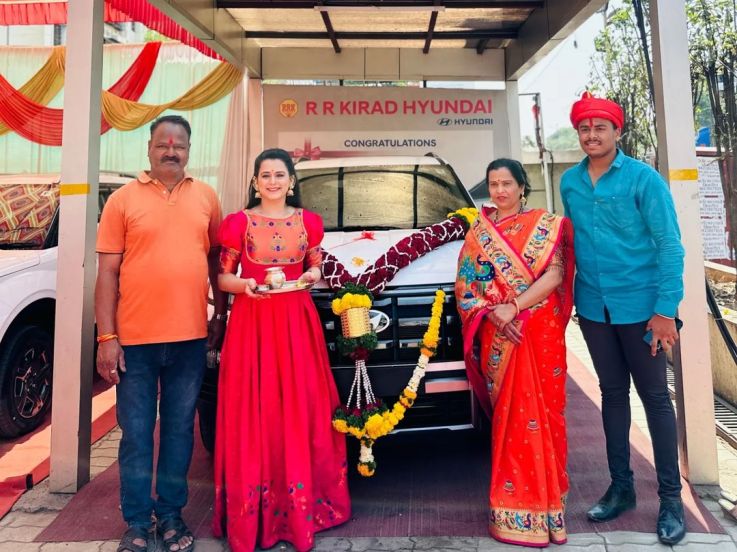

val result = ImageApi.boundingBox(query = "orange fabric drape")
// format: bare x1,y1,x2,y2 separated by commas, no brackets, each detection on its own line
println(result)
100,61,243,131
0,42,161,145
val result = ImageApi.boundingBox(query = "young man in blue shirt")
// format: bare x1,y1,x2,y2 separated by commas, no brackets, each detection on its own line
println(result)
560,92,686,545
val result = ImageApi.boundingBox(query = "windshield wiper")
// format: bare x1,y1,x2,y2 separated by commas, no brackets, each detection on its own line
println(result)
330,225,406,232
0,243,40,250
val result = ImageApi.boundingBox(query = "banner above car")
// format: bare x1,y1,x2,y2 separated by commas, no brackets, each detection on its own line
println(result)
263,85,511,189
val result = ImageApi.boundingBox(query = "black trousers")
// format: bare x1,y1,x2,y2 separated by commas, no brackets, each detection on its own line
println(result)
578,315,682,501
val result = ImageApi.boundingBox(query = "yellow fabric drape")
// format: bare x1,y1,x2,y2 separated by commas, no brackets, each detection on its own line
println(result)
101,62,243,131
0,46,65,135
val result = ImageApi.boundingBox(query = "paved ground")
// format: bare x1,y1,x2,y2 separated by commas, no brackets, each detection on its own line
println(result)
2,324,737,551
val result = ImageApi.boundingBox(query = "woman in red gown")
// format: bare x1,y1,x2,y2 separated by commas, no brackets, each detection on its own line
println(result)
212,148,351,552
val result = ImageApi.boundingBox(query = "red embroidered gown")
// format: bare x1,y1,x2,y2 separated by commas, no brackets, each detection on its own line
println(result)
212,209,351,552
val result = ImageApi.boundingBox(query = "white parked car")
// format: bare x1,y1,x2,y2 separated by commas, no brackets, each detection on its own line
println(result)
0,173,130,438
197,155,477,451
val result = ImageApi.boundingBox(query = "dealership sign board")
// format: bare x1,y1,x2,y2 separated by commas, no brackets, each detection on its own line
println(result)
263,85,511,190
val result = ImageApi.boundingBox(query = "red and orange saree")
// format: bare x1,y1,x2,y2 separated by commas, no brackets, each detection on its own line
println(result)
456,207,574,547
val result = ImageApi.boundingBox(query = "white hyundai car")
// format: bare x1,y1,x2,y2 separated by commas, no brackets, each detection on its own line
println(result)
197,155,478,451
0,173,129,438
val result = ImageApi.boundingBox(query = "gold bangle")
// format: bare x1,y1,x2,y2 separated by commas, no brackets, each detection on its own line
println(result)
512,298,520,317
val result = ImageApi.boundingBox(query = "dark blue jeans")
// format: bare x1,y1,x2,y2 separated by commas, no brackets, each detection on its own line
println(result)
117,338,206,528
578,316,682,502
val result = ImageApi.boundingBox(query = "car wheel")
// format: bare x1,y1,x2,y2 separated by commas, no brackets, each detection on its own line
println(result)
0,326,54,438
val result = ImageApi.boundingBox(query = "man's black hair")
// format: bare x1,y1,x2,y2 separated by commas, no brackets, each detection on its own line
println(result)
150,115,191,139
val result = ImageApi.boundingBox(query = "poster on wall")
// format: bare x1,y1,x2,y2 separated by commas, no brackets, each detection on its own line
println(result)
696,154,730,260
262,85,510,190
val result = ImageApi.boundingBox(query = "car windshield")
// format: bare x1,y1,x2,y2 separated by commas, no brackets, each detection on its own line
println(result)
297,163,473,232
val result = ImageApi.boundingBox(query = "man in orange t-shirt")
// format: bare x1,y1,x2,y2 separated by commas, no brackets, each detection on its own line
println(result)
95,115,227,552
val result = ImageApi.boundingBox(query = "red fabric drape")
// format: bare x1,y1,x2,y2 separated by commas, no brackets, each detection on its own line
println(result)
0,1,222,60
0,1,130,25
107,0,222,60
0,42,161,146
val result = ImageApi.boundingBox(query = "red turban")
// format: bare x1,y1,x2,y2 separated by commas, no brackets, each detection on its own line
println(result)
570,91,624,129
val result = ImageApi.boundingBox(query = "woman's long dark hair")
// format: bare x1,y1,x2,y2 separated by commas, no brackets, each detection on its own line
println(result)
246,148,302,209
485,158,531,198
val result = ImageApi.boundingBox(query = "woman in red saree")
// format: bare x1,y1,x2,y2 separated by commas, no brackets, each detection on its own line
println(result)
212,148,350,552
456,158,574,547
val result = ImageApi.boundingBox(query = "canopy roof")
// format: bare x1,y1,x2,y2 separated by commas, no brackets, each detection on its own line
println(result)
0,0,606,81
166,0,605,80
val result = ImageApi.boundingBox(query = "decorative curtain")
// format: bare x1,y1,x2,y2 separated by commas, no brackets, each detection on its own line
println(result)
217,74,249,215
245,78,264,197
0,42,241,145
0,42,162,145
0,46,64,135
0,43,233,189
100,61,242,131
0,0,220,60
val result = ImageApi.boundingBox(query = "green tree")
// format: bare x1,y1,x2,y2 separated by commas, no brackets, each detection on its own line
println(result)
546,128,580,151
589,1,656,159
687,0,737,261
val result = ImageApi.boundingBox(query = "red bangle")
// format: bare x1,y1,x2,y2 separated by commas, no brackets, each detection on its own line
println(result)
511,298,520,317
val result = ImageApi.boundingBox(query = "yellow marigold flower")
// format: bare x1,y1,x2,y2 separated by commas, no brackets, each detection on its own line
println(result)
358,463,375,477
403,388,418,400
386,412,399,425
352,256,366,267
420,347,434,357
332,298,342,315
365,413,384,431
332,419,349,433
348,427,365,438
393,403,406,415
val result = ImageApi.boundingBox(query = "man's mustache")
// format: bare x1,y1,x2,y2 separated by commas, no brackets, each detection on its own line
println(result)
162,156,180,163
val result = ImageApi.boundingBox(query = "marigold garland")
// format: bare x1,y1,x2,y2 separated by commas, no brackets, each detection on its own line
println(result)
332,289,446,476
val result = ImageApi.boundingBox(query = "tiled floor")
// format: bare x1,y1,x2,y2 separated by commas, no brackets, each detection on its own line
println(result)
2,324,737,551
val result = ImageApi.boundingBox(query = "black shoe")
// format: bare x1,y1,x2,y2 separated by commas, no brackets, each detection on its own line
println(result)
587,484,636,522
657,499,686,545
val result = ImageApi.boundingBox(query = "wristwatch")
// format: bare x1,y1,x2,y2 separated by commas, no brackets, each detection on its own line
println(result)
214,313,228,321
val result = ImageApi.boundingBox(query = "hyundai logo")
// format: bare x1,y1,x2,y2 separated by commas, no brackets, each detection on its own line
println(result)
369,310,391,334
437,117,451,126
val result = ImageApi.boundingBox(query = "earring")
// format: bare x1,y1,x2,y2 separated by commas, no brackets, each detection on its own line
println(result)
287,185,295,197
520,195,527,206
254,188,261,199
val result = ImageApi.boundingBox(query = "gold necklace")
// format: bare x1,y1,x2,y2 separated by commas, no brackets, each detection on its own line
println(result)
494,203,525,224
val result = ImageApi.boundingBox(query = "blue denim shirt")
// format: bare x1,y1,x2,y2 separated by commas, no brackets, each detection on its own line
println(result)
560,150,684,324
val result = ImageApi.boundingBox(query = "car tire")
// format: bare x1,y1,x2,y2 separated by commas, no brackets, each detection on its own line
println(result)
0,325,54,438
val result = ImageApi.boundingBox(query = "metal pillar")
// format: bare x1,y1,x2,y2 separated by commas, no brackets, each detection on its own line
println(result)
505,80,522,161
651,0,720,486
49,0,104,492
